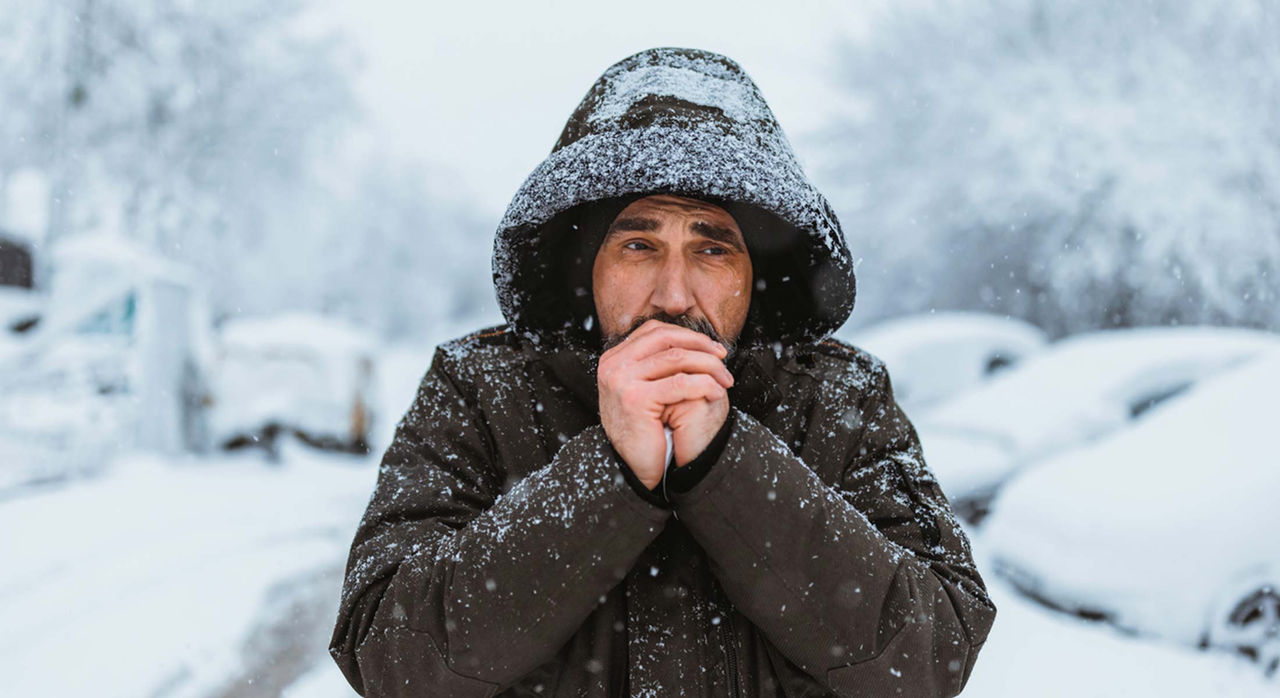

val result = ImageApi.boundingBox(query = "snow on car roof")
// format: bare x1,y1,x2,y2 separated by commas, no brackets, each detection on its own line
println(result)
923,325,1280,446
982,346,1280,645
843,310,1051,411
916,325,1280,504
847,310,1049,357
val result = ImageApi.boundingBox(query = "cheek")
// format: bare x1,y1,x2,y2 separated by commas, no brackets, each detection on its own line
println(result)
698,268,752,319
593,261,643,334
728,273,752,316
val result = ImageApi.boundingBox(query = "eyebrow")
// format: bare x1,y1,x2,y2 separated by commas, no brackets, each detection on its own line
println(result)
607,216,659,234
606,216,746,253
691,220,746,252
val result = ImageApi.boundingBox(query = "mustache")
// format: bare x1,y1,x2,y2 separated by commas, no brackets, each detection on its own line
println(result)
601,311,737,358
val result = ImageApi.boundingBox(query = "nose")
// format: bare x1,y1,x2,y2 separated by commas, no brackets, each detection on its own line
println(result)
649,253,696,316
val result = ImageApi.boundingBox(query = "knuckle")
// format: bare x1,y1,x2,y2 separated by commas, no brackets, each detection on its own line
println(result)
619,388,643,409
599,371,620,391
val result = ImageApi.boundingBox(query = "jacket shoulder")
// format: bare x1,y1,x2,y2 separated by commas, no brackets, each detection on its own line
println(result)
439,323,519,350
804,336,891,394
434,324,525,382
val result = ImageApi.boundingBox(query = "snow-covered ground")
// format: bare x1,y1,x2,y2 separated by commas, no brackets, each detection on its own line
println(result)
0,444,372,697
2,332,1276,696
0,342,434,698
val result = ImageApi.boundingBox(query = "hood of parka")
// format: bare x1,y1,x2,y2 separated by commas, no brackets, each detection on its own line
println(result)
492,46,857,351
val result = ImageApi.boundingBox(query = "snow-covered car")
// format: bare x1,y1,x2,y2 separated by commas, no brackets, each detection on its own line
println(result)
0,234,214,492
842,310,1048,412
916,326,1280,521
981,348,1280,675
209,312,377,457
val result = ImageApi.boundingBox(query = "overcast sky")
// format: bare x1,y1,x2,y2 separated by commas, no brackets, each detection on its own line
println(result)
317,0,876,218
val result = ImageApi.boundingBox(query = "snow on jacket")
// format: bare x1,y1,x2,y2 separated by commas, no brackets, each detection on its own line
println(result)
329,46,996,697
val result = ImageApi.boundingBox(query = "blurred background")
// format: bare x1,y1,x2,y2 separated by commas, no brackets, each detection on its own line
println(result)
1,0,1277,695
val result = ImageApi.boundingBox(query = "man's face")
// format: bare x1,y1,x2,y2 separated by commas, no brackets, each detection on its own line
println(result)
592,194,753,352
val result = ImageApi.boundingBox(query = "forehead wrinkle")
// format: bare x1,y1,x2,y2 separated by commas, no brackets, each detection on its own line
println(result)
637,193,716,211
664,199,719,214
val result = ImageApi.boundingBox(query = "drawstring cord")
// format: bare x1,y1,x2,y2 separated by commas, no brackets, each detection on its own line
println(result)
662,426,678,520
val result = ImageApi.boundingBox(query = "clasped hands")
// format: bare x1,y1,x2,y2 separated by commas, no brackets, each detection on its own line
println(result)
598,319,734,490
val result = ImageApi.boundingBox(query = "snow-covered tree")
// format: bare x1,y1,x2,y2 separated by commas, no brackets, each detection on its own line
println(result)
1,0,355,245
0,0,498,340
814,0,1280,337
291,155,499,341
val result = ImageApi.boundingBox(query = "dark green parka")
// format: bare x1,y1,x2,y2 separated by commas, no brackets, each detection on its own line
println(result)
330,47,995,697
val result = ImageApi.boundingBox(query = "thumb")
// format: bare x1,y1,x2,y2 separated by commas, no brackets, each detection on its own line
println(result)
660,404,674,424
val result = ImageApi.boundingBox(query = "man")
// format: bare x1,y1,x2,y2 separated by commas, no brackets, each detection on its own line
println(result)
330,47,995,697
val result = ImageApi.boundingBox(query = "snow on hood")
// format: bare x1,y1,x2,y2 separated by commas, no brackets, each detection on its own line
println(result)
492,47,857,350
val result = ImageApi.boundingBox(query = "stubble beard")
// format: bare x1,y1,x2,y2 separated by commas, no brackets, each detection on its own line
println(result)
600,310,738,360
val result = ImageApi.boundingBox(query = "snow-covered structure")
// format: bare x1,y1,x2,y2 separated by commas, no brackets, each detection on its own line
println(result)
210,311,378,456
0,234,213,492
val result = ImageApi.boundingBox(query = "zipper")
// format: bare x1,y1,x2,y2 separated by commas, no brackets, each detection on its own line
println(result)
718,615,741,698
710,579,740,698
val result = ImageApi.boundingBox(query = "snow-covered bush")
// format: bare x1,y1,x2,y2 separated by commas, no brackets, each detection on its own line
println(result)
815,0,1280,337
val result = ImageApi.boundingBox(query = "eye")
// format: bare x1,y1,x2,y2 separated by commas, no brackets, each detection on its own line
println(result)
623,240,653,251
699,245,729,256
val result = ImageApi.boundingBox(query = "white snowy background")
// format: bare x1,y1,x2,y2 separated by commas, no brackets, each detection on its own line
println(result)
1,0,1278,695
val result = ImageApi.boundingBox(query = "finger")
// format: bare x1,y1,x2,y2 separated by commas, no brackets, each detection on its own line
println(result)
612,322,727,362
661,397,722,426
621,319,724,355
645,372,725,406
623,317,683,343
634,347,733,388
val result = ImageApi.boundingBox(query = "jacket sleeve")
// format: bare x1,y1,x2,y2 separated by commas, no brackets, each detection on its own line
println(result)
666,359,996,697
329,348,670,697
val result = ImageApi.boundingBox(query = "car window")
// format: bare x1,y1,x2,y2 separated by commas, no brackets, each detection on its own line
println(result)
984,351,1015,375
1127,381,1192,419
76,292,136,336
